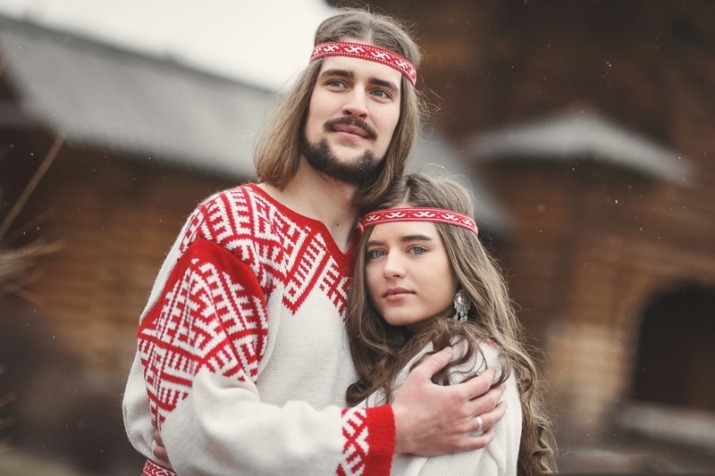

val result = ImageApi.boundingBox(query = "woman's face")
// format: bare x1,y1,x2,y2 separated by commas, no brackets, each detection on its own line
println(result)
364,217,459,334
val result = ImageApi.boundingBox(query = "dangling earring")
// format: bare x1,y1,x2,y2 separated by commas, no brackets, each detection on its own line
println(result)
453,289,471,322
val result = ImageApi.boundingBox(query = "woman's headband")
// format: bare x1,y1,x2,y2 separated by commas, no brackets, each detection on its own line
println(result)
310,41,417,86
361,207,478,236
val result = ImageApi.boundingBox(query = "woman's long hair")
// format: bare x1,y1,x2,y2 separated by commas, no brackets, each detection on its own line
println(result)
346,173,556,474
253,9,428,208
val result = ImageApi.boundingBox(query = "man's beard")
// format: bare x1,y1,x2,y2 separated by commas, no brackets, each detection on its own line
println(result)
301,137,384,186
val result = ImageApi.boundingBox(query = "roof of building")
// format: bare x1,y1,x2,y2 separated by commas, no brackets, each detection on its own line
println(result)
410,127,512,235
0,14,274,178
0,14,511,236
467,110,694,184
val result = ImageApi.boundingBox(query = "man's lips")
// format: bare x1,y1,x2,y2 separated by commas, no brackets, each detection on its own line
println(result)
332,124,368,138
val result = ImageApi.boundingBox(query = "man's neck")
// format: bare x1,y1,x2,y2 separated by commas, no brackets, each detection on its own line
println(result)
259,164,359,253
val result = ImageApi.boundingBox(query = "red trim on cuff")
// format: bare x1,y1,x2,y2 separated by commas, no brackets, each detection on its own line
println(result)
142,459,176,476
362,405,395,476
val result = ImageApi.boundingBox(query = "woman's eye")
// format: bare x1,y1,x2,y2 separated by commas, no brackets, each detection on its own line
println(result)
366,249,385,260
410,246,426,255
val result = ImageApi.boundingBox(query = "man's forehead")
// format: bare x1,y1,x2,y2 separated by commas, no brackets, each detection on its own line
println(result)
310,39,417,86
319,55,403,85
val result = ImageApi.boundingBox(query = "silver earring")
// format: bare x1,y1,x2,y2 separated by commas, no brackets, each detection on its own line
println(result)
453,289,471,322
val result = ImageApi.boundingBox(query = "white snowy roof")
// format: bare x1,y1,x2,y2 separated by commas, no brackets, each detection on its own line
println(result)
0,15,511,235
0,15,273,178
468,111,693,184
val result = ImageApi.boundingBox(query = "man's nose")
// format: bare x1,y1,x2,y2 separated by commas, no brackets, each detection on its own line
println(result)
342,89,369,118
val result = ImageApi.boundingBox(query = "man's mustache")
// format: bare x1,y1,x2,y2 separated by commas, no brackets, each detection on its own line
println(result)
323,116,378,140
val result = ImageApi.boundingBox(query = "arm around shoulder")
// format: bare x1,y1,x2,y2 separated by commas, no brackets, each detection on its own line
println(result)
130,238,396,475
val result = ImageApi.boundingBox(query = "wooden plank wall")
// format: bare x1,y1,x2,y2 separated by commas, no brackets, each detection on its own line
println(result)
20,148,236,393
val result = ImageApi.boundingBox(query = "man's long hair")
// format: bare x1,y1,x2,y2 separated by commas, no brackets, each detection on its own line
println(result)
346,173,557,474
254,9,426,207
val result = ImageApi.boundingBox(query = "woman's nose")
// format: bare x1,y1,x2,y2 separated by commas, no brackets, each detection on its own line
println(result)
382,251,405,278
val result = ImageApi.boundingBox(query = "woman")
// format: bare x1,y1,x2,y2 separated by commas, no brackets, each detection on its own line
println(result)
346,173,556,475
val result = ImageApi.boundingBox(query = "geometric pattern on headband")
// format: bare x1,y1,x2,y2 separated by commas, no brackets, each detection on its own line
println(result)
310,41,417,86
361,207,478,236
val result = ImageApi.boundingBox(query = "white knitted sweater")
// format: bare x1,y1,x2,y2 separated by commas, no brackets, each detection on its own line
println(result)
122,184,395,476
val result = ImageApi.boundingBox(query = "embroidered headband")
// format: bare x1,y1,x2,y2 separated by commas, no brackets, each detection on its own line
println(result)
310,41,417,86
361,207,478,236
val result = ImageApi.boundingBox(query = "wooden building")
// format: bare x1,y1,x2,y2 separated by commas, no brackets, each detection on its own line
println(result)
0,13,508,473
2,0,715,471
0,13,271,472
333,0,715,470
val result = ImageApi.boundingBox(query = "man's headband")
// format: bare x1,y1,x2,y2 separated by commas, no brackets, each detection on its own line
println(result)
361,207,478,236
310,41,417,86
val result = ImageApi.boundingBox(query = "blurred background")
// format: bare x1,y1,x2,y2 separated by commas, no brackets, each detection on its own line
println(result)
1,0,714,474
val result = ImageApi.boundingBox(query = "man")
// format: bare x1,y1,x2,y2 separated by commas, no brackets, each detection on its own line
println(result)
123,9,506,475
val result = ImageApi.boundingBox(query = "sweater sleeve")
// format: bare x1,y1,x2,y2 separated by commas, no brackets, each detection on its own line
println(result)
129,237,394,476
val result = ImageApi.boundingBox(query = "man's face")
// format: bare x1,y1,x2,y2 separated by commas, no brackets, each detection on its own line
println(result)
302,49,403,184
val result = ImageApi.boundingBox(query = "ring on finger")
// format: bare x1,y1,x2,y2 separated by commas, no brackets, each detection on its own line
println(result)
475,415,484,434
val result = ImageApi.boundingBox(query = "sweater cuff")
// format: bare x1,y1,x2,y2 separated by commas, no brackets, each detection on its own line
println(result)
362,405,396,476
142,459,177,476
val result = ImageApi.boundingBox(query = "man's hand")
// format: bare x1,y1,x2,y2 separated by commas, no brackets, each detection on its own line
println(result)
391,346,507,456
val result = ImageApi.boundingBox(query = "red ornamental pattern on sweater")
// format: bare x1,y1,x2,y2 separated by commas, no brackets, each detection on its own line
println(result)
139,186,352,427
339,408,369,475
142,460,175,476
139,244,269,428
136,186,395,476
179,187,350,315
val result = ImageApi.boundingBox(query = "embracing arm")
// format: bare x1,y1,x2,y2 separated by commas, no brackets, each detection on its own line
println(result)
146,347,508,474
124,238,394,476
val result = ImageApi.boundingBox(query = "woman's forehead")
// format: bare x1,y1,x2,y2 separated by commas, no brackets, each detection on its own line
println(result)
368,220,439,240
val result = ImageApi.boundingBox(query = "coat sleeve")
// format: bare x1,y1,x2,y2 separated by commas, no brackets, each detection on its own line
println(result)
125,237,394,476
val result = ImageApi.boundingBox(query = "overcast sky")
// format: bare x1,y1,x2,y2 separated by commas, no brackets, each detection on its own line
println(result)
0,0,336,90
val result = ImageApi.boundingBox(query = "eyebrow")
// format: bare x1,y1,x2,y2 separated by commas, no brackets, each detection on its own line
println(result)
320,68,400,94
367,234,434,247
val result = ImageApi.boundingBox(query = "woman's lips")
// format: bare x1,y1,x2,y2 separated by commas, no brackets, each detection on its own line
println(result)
384,288,413,302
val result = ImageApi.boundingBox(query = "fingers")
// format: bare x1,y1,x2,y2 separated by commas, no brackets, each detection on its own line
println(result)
411,346,453,379
152,430,170,463
464,367,497,399
463,425,497,451
153,444,169,463
467,383,506,418
469,401,507,434
455,400,507,452
153,430,164,446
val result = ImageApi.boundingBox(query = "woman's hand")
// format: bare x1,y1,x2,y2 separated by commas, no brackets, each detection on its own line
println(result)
152,430,172,466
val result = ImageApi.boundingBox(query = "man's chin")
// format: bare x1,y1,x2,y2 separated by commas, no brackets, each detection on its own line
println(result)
302,138,383,185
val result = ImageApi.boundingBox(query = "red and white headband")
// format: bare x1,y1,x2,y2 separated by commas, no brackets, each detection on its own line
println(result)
310,41,417,86
361,207,478,236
